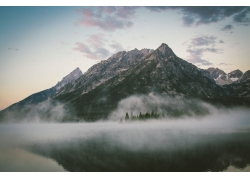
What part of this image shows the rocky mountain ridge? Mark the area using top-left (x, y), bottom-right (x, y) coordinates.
top-left (0, 43), bottom-right (249, 122)
top-left (207, 67), bottom-right (244, 85)
top-left (1, 68), bottom-right (82, 112)
top-left (54, 48), bottom-right (154, 97)
top-left (54, 43), bottom-right (237, 120)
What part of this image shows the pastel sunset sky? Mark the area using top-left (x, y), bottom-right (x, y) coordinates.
top-left (0, 2), bottom-right (250, 110)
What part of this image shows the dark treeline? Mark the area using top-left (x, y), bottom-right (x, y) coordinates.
top-left (123, 110), bottom-right (162, 121)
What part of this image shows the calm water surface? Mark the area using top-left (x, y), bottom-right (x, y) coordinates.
top-left (1, 117), bottom-right (250, 172)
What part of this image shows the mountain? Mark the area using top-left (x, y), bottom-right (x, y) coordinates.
top-left (0, 68), bottom-right (82, 113)
top-left (238, 70), bottom-right (250, 82)
top-left (55, 43), bottom-right (227, 120)
top-left (207, 68), bottom-right (244, 85)
top-left (222, 70), bottom-right (250, 99)
top-left (1, 43), bottom-right (250, 122)
top-left (228, 69), bottom-right (243, 81)
top-left (54, 67), bottom-right (82, 91)
top-left (207, 67), bottom-right (232, 85)
top-left (54, 48), bottom-right (153, 97)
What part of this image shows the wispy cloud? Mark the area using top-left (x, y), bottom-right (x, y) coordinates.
top-left (146, 6), bottom-right (250, 27)
top-left (87, 33), bottom-right (106, 48)
top-left (218, 63), bottom-right (232, 66)
top-left (8, 48), bottom-right (19, 51)
top-left (221, 24), bottom-right (234, 32)
top-left (75, 7), bottom-right (137, 31)
top-left (185, 35), bottom-right (223, 66)
top-left (189, 36), bottom-right (217, 47)
top-left (110, 42), bottom-right (124, 53)
top-left (186, 54), bottom-right (213, 66)
top-left (73, 33), bottom-right (111, 60)
top-left (233, 7), bottom-right (250, 26)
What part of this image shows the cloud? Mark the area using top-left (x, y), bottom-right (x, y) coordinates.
top-left (145, 6), bottom-right (169, 12)
top-left (233, 7), bottom-right (250, 25)
top-left (115, 6), bottom-right (138, 19)
top-left (74, 33), bottom-right (111, 60)
top-left (74, 42), bottom-right (110, 60)
top-left (73, 42), bottom-right (95, 59)
top-left (110, 42), bottom-right (124, 52)
top-left (189, 36), bottom-right (217, 47)
top-left (185, 35), bottom-right (223, 66)
top-left (87, 33), bottom-right (106, 48)
top-left (146, 6), bottom-right (250, 27)
top-left (187, 48), bottom-right (220, 55)
top-left (218, 63), bottom-right (232, 66)
top-left (186, 54), bottom-right (213, 66)
top-left (75, 7), bottom-right (136, 31)
top-left (74, 33), bottom-right (126, 60)
top-left (221, 24), bottom-right (233, 31)
top-left (8, 48), bottom-right (19, 51)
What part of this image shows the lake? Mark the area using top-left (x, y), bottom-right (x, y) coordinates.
top-left (1, 110), bottom-right (250, 172)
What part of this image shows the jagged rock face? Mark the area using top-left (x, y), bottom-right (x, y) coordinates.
top-left (207, 67), bottom-right (227, 79)
top-left (207, 67), bottom-right (233, 85)
top-left (222, 70), bottom-right (250, 99)
top-left (55, 67), bottom-right (82, 90)
top-left (206, 68), bottom-right (245, 85)
top-left (1, 43), bottom-right (250, 122)
top-left (55, 48), bottom-right (153, 97)
top-left (56, 43), bottom-right (227, 120)
top-left (104, 43), bottom-right (226, 98)
top-left (239, 70), bottom-right (250, 82)
top-left (223, 79), bottom-right (250, 98)
top-left (228, 69), bottom-right (243, 79)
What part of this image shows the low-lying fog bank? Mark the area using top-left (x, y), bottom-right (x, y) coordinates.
top-left (2, 94), bottom-right (250, 123)
top-left (1, 107), bottom-right (250, 171)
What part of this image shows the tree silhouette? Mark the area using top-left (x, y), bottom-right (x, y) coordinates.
top-left (125, 112), bottom-right (129, 120)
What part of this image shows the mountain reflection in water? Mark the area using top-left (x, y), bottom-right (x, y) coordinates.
top-left (27, 128), bottom-right (250, 172)
top-left (1, 111), bottom-right (250, 172)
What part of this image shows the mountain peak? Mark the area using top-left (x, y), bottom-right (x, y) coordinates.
top-left (55, 68), bottom-right (82, 90)
top-left (239, 70), bottom-right (250, 82)
top-left (228, 69), bottom-right (243, 79)
top-left (71, 67), bottom-right (82, 74)
top-left (156, 43), bottom-right (176, 57)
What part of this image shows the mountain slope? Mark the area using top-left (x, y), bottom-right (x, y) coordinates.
top-left (207, 67), bottom-right (233, 85)
top-left (228, 69), bottom-right (243, 81)
top-left (207, 68), bottom-right (244, 85)
top-left (223, 70), bottom-right (250, 98)
top-left (1, 68), bottom-right (82, 112)
top-left (55, 43), bottom-right (227, 120)
top-left (1, 43), bottom-right (249, 122)
top-left (54, 48), bottom-right (153, 97)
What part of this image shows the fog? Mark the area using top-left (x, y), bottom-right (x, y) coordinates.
top-left (109, 94), bottom-right (243, 121)
top-left (1, 105), bottom-right (250, 171)
top-left (1, 100), bottom-right (72, 123)
top-left (1, 94), bottom-right (250, 171)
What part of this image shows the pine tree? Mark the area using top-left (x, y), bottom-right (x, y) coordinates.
top-left (125, 112), bottom-right (129, 120)
top-left (151, 110), bottom-right (155, 118)
top-left (139, 112), bottom-right (142, 120)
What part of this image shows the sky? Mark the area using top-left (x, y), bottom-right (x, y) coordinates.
top-left (0, 3), bottom-right (250, 110)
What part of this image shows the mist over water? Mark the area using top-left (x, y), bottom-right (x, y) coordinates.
top-left (1, 105), bottom-right (250, 171)
top-left (109, 94), bottom-right (223, 121)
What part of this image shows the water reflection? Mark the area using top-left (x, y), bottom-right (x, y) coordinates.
top-left (0, 114), bottom-right (250, 172)
top-left (27, 129), bottom-right (250, 172)
top-left (0, 148), bottom-right (65, 172)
